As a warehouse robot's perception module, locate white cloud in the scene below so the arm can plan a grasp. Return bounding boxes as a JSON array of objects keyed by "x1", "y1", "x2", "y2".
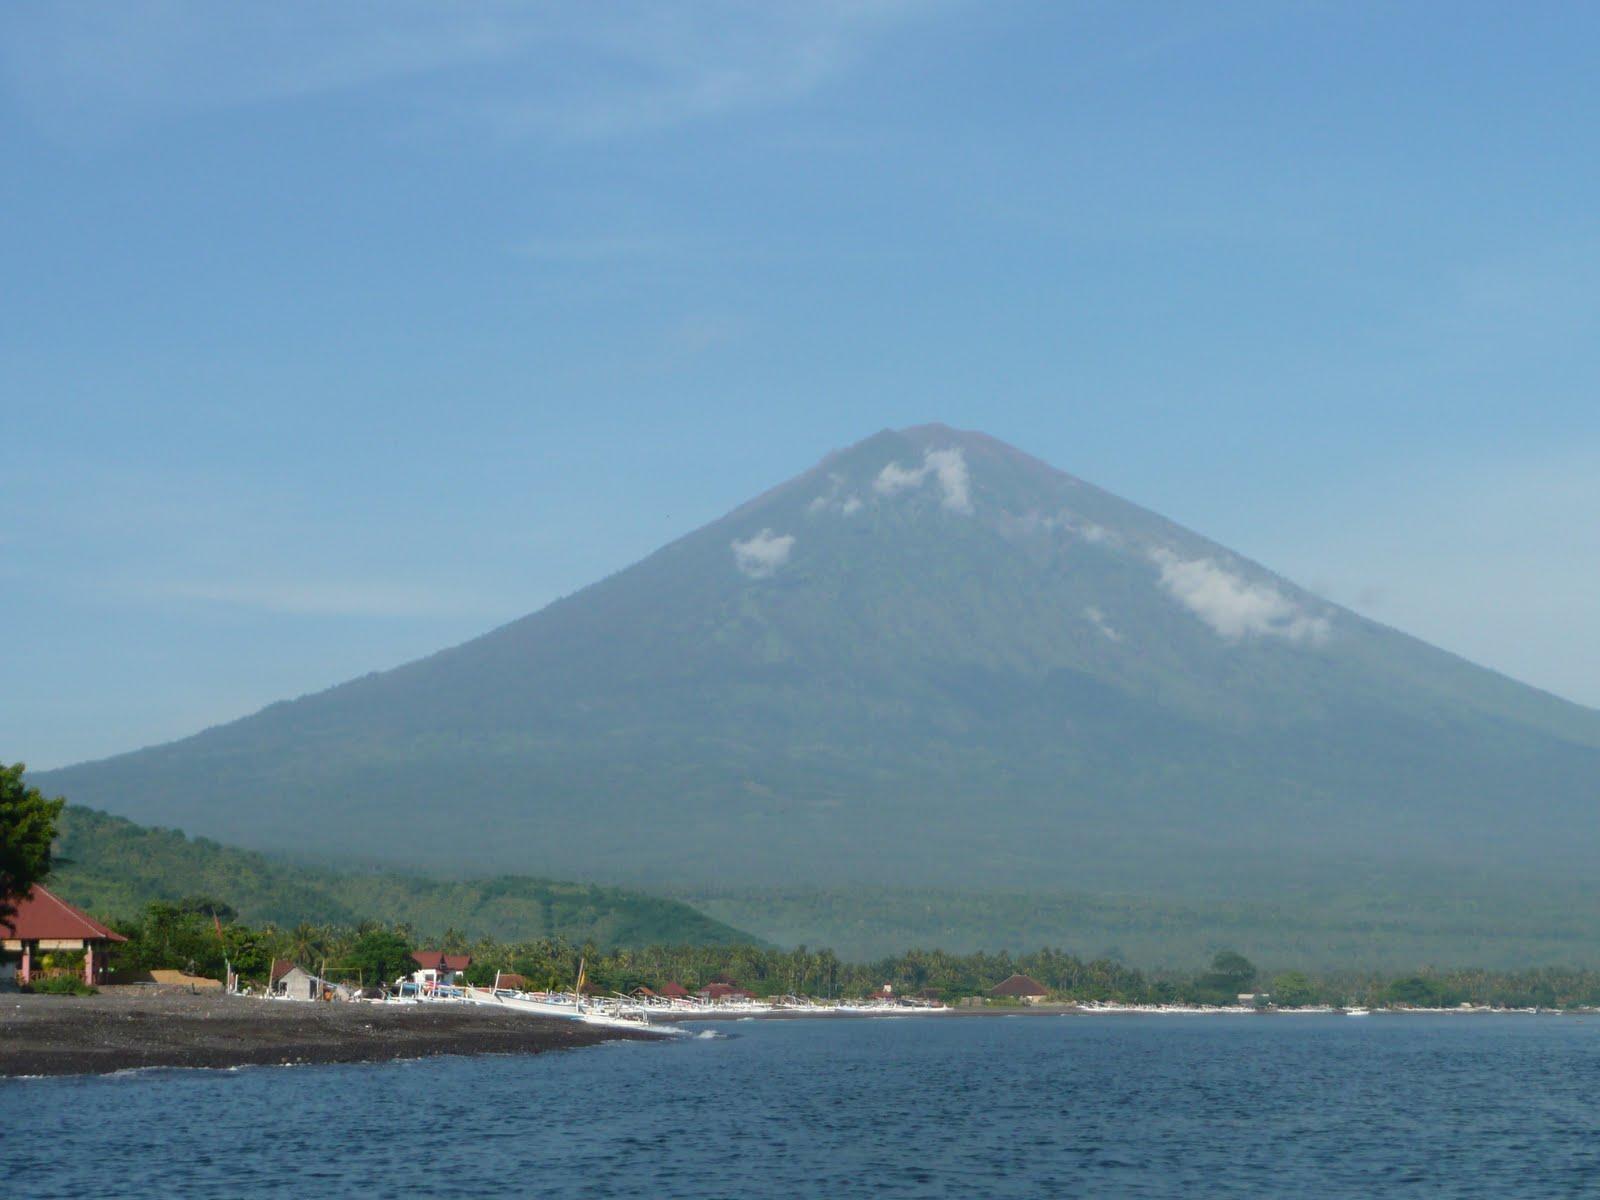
[
  {"x1": 1083, "y1": 606, "x2": 1123, "y2": 642},
  {"x1": 872, "y1": 447, "x2": 974, "y2": 514},
  {"x1": 1151, "y1": 550, "x2": 1330, "y2": 644},
  {"x1": 731, "y1": 529, "x2": 795, "y2": 578}
]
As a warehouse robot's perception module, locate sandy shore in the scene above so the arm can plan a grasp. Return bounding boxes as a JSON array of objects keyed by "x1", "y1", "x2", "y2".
[{"x1": 0, "y1": 987, "x2": 647, "y2": 1077}]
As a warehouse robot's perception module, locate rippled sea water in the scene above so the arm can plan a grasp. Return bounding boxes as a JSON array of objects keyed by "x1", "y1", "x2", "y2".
[{"x1": 11, "y1": 1014, "x2": 1600, "y2": 1197}]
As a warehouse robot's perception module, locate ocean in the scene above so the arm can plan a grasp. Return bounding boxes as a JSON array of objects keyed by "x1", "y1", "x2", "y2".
[{"x1": 11, "y1": 1014, "x2": 1600, "y2": 1197}]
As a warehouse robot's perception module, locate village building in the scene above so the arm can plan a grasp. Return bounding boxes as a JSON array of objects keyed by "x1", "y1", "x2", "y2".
[
  {"x1": 989, "y1": 973, "x2": 1050, "y2": 1004},
  {"x1": 410, "y1": 950, "x2": 472, "y2": 987},
  {"x1": 270, "y1": 959, "x2": 324, "y2": 1000},
  {"x1": 656, "y1": 981, "x2": 690, "y2": 1000},
  {"x1": 0, "y1": 884, "x2": 126, "y2": 988},
  {"x1": 699, "y1": 981, "x2": 756, "y2": 1003}
]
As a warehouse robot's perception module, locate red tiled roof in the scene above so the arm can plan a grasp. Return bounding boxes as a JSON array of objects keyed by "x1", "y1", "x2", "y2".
[
  {"x1": 989, "y1": 973, "x2": 1049, "y2": 997},
  {"x1": 411, "y1": 951, "x2": 471, "y2": 971},
  {"x1": 657, "y1": 981, "x2": 689, "y2": 998},
  {"x1": 1, "y1": 885, "x2": 127, "y2": 942},
  {"x1": 495, "y1": 973, "x2": 529, "y2": 990},
  {"x1": 270, "y1": 959, "x2": 297, "y2": 984}
]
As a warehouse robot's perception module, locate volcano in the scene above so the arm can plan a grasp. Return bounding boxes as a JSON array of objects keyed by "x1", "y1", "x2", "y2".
[{"x1": 36, "y1": 425, "x2": 1600, "y2": 895}]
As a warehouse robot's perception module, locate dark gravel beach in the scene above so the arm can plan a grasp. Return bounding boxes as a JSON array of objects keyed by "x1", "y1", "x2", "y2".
[{"x1": 0, "y1": 988, "x2": 646, "y2": 1076}]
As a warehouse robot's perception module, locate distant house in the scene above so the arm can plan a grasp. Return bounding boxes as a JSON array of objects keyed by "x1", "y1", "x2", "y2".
[
  {"x1": 657, "y1": 981, "x2": 690, "y2": 1000},
  {"x1": 271, "y1": 961, "x2": 324, "y2": 1001},
  {"x1": 0, "y1": 885, "x2": 127, "y2": 987},
  {"x1": 699, "y1": 981, "x2": 755, "y2": 1003},
  {"x1": 411, "y1": 951, "x2": 472, "y2": 987},
  {"x1": 494, "y1": 972, "x2": 530, "y2": 991},
  {"x1": 989, "y1": 974, "x2": 1050, "y2": 1004}
]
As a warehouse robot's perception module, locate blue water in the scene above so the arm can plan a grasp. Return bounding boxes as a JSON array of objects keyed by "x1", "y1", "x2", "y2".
[{"x1": 11, "y1": 1015, "x2": 1600, "y2": 1197}]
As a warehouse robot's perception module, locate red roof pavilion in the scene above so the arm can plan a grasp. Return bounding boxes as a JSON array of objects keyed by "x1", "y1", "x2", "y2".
[{"x1": 2, "y1": 884, "x2": 126, "y2": 987}]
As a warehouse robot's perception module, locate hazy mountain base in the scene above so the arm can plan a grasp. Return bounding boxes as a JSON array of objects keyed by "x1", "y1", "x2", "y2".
[
  {"x1": 46, "y1": 808, "x2": 1600, "y2": 972},
  {"x1": 679, "y1": 876, "x2": 1600, "y2": 971},
  {"x1": 51, "y1": 807, "x2": 755, "y2": 948}
]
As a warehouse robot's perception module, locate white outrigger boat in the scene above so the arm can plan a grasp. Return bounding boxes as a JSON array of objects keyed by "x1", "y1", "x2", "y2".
[{"x1": 460, "y1": 961, "x2": 679, "y2": 1035}]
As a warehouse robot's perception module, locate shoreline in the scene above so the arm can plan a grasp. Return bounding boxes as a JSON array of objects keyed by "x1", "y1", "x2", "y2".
[
  {"x1": 0, "y1": 988, "x2": 648, "y2": 1078},
  {"x1": 7, "y1": 991, "x2": 1585, "y2": 1079}
]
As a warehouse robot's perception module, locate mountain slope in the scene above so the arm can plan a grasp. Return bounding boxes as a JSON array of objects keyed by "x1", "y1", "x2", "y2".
[
  {"x1": 50, "y1": 806, "x2": 756, "y2": 947},
  {"x1": 36, "y1": 425, "x2": 1600, "y2": 894}
]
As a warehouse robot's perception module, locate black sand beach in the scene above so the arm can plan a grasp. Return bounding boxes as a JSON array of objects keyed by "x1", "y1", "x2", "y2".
[{"x1": 0, "y1": 988, "x2": 646, "y2": 1077}]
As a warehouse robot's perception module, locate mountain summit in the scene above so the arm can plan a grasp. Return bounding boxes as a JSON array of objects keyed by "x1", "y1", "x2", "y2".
[{"x1": 38, "y1": 426, "x2": 1600, "y2": 893}]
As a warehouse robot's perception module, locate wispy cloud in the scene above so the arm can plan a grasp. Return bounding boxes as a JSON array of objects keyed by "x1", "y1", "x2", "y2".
[
  {"x1": 808, "y1": 473, "x2": 865, "y2": 516},
  {"x1": 130, "y1": 578, "x2": 511, "y2": 620},
  {"x1": 1, "y1": 2, "x2": 944, "y2": 142},
  {"x1": 1151, "y1": 550, "x2": 1330, "y2": 645},
  {"x1": 1083, "y1": 606, "x2": 1123, "y2": 643},
  {"x1": 731, "y1": 528, "x2": 795, "y2": 579}
]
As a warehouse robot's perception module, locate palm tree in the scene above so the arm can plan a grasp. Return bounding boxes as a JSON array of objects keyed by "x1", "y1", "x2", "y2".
[{"x1": 288, "y1": 922, "x2": 325, "y2": 966}]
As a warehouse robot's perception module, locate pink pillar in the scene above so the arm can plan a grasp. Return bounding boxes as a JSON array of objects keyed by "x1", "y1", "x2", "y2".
[
  {"x1": 19, "y1": 943, "x2": 31, "y2": 986},
  {"x1": 84, "y1": 943, "x2": 95, "y2": 986}
]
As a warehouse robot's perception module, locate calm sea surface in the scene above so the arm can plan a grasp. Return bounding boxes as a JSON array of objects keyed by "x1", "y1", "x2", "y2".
[{"x1": 11, "y1": 1014, "x2": 1600, "y2": 1197}]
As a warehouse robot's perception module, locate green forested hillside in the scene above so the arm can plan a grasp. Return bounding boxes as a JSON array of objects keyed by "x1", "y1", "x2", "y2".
[{"x1": 50, "y1": 806, "x2": 754, "y2": 947}]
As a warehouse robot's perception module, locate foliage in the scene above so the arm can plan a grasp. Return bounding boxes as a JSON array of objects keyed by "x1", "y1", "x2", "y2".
[
  {"x1": 113, "y1": 899, "x2": 232, "y2": 980},
  {"x1": 76, "y1": 897, "x2": 1600, "y2": 1012},
  {"x1": 25, "y1": 974, "x2": 96, "y2": 996},
  {"x1": 0, "y1": 762, "x2": 65, "y2": 924},
  {"x1": 1270, "y1": 970, "x2": 1318, "y2": 1007},
  {"x1": 48, "y1": 805, "x2": 755, "y2": 949},
  {"x1": 1385, "y1": 975, "x2": 1462, "y2": 1008},
  {"x1": 678, "y1": 879, "x2": 1600, "y2": 969},
  {"x1": 345, "y1": 929, "x2": 415, "y2": 986},
  {"x1": 1194, "y1": 950, "x2": 1257, "y2": 1003}
]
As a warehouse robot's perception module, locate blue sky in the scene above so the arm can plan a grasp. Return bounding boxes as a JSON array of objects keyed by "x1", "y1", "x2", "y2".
[{"x1": 4, "y1": 1, "x2": 1598, "y2": 768}]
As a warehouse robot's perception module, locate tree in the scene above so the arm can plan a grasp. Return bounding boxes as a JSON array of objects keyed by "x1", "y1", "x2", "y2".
[
  {"x1": 345, "y1": 928, "x2": 415, "y2": 987},
  {"x1": 1270, "y1": 970, "x2": 1318, "y2": 1007},
  {"x1": 1195, "y1": 950, "x2": 1258, "y2": 1003},
  {"x1": 288, "y1": 922, "x2": 327, "y2": 966},
  {"x1": 0, "y1": 763, "x2": 65, "y2": 925}
]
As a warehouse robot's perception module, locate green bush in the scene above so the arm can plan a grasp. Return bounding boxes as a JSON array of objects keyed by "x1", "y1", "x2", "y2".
[{"x1": 25, "y1": 973, "x2": 96, "y2": 996}]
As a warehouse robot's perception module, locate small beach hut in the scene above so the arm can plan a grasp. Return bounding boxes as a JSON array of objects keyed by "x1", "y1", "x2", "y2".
[
  {"x1": 989, "y1": 974, "x2": 1050, "y2": 1004},
  {"x1": 271, "y1": 962, "x2": 323, "y2": 1000},
  {"x1": 0, "y1": 885, "x2": 126, "y2": 987}
]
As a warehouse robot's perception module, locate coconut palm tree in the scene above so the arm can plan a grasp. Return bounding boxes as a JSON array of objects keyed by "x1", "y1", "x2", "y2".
[{"x1": 288, "y1": 922, "x2": 326, "y2": 966}]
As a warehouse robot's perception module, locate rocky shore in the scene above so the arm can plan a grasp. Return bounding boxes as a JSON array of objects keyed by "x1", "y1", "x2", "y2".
[{"x1": 0, "y1": 987, "x2": 647, "y2": 1077}]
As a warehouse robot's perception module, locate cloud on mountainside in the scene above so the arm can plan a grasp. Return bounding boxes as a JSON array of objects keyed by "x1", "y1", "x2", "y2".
[
  {"x1": 731, "y1": 529, "x2": 795, "y2": 578},
  {"x1": 808, "y1": 474, "x2": 865, "y2": 516},
  {"x1": 873, "y1": 447, "x2": 973, "y2": 514},
  {"x1": 1151, "y1": 550, "x2": 1330, "y2": 644}
]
